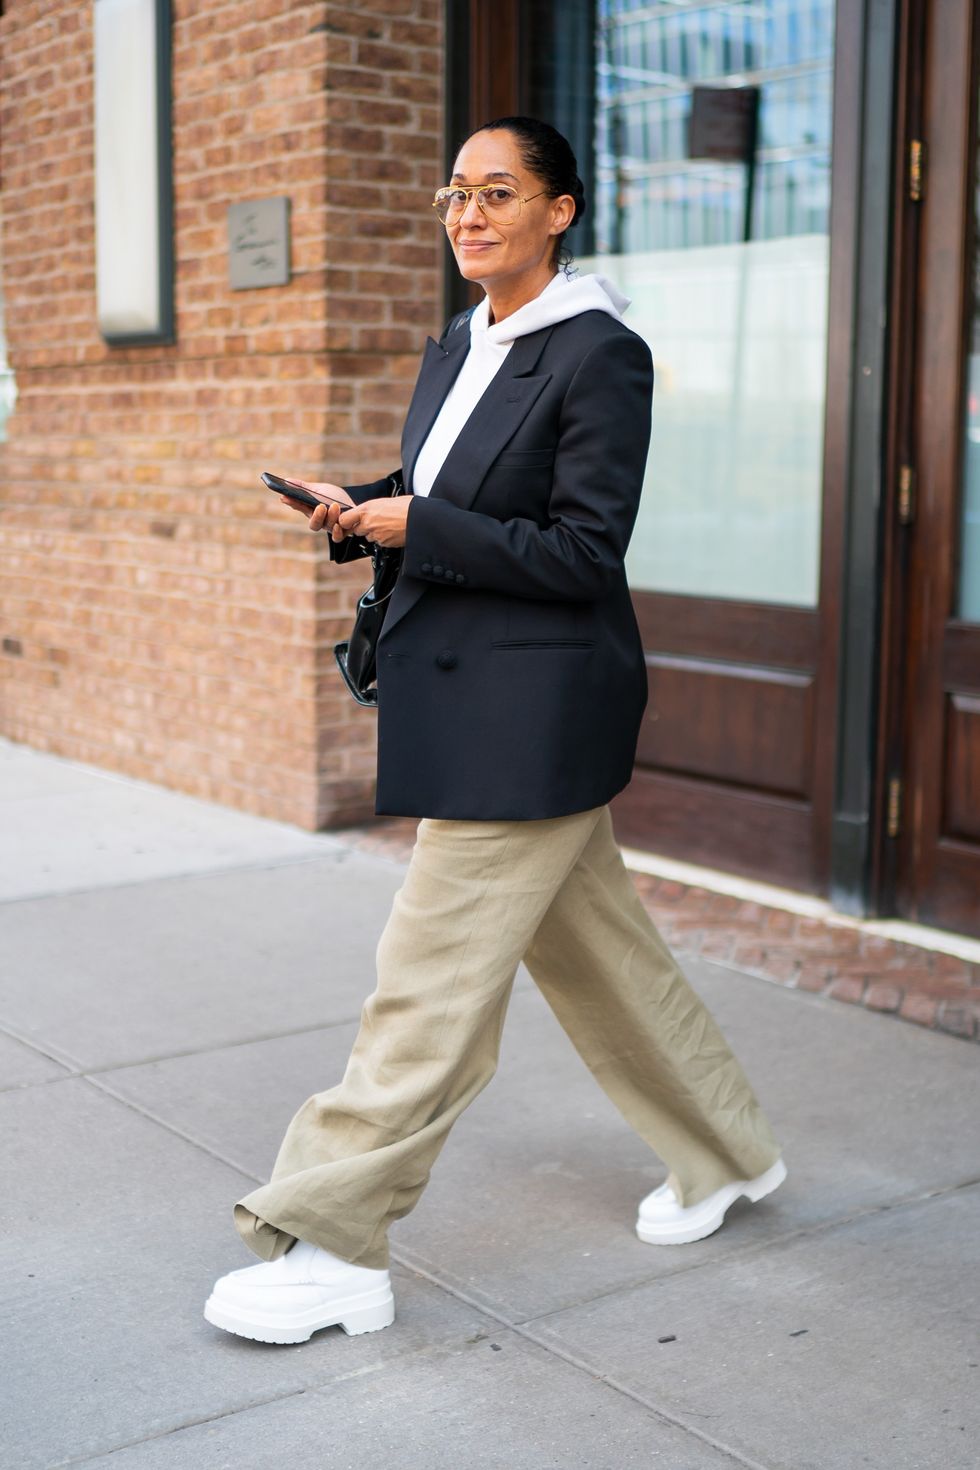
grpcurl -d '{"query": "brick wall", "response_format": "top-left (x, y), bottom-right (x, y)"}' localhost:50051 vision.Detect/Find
top-left (0, 0), bottom-right (444, 828)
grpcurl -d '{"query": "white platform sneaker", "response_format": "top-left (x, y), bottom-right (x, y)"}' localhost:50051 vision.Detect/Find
top-left (636, 1156), bottom-right (787, 1245)
top-left (204, 1239), bottom-right (395, 1344)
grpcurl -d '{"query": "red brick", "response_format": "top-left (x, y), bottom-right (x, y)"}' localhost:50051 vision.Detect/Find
top-left (864, 982), bottom-right (902, 1013)
top-left (761, 908), bottom-right (797, 936)
top-left (698, 933), bottom-right (737, 962)
top-left (0, 0), bottom-right (445, 829)
top-left (731, 940), bottom-right (767, 971)
top-left (867, 970), bottom-right (973, 1001)
top-left (826, 976), bottom-right (867, 1005)
top-left (794, 962), bottom-right (833, 993)
top-left (936, 1006), bottom-right (978, 1041)
top-left (899, 992), bottom-right (940, 1028)
top-left (932, 952), bottom-right (976, 984)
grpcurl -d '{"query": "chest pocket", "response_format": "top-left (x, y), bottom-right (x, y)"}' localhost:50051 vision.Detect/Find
top-left (493, 447), bottom-right (556, 469)
top-left (479, 446), bottom-right (557, 522)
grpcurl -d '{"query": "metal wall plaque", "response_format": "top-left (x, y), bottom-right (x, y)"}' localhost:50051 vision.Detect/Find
top-left (227, 198), bottom-right (291, 290)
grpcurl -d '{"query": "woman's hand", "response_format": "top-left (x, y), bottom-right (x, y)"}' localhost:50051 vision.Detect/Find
top-left (277, 479), bottom-right (352, 535)
top-left (334, 497), bottom-right (412, 548)
top-left (277, 478), bottom-right (410, 546)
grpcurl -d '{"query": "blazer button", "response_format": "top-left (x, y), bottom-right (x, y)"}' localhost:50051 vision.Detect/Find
top-left (443, 568), bottom-right (455, 581)
top-left (455, 573), bottom-right (465, 584)
top-left (421, 561), bottom-right (432, 574)
top-left (432, 564), bottom-right (444, 576)
top-left (435, 649), bottom-right (457, 670)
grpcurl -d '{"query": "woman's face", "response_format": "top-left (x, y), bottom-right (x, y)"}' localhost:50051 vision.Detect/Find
top-left (444, 130), bottom-right (576, 290)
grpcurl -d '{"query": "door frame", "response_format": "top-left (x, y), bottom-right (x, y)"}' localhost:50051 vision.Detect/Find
top-left (872, 0), bottom-right (927, 918)
top-left (885, 0), bottom-right (980, 933)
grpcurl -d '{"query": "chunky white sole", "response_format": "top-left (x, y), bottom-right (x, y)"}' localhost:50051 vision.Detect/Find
top-left (636, 1156), bottom-right (787, 1246)
top-left (203, 1282), bottom-right (395, 1345)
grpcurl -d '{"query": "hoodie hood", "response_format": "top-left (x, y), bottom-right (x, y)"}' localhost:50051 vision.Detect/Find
top-left (410, 271), bottom-right (631, 500)
top-left (471, 271), bottom-right (631, 346)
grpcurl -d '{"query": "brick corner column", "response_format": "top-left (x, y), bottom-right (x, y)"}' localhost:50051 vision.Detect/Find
top-left (0, 0), bottom-right (446, 833)
top-left (313, 2), bottom-right (445, 830)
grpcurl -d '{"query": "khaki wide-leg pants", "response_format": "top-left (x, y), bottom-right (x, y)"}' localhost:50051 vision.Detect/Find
top-left (234, 804), bottom-right (782, 1270)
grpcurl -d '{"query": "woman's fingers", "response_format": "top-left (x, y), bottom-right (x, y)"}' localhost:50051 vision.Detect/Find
top-left (326, 503), bottom-right (349, 541)
top-left (279, 489), bottom-right (405, 545)
top-left (333, 497), bottom-right (409, 548)
top-left (278, 491), bottom-right (400, 543)
top-left (279, 494), bottom-right (312, 515)
top-left (278, 493), bottom-right (339, 534)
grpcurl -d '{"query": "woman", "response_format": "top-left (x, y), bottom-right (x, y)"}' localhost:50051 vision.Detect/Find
top-left (204, 117), bottom-right (787, 1345)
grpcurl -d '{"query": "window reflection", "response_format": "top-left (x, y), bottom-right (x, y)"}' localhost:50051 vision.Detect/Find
top-left (529, 0), bottom-right (836, 607)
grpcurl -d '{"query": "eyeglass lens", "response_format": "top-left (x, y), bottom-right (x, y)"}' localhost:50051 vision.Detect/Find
top-left (434, 187), bottom-right (522, 224)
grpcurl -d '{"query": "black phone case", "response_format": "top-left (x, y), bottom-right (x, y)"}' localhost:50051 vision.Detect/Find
top-left (261, 472), bottom-right (318, 506)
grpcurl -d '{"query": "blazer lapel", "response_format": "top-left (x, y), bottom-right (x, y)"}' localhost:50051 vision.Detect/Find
top-left (383, 322), bottom-right (557, 642)
top-left (401, 329), bottom-right (471, 495)
top-left (425, 327), bottom-right (554, 511)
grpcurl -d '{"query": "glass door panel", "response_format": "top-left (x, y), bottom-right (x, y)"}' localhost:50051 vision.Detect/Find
top-left (959, 97), bottom-right (980, 622)
top-left (529, 0), bottom-right (836, 606)
top-left (897, 0), bottom-right (980, 935)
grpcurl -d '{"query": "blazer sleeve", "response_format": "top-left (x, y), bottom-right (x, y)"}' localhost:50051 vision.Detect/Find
top-left (325, 470), bottom-right (403, 565)
top-left (400, 331), bottom-right (654, 601)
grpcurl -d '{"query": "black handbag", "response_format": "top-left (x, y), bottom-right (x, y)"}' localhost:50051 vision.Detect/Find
top-left (333, 470), bottom-right (404, 707)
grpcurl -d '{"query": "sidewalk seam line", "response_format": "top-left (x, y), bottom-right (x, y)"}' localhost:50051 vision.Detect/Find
top-left (45, 1339), bottom-right (466, 1468)
top-left (81, 1073), bottom-right (270, 1186)
top-left (0, 1019), bottom-right (77, 1080)
top-left (0, 1013), bottom-right (365, 1091)
top-left (393, 1169), bottom-right (980, 1331)
top-left (387, 1252), bottom-right (776, 1470)
top-left (0, 978), bottom-right (535, 1091)
top-left (0, 1018), bottom-right (86, 1072)
top-left (46, 1388), bottom-right (318, 1469)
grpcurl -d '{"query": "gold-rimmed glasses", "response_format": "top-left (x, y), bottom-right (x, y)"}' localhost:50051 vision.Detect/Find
top-left (432, 183), bottom-right (549, 226)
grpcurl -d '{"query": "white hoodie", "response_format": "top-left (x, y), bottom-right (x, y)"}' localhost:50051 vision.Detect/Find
top-left (411, 271), bottom-right (631, 498)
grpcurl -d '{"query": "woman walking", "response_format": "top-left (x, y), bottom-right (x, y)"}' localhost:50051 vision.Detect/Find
top-left (204, 116), bottom-right (786, 1345)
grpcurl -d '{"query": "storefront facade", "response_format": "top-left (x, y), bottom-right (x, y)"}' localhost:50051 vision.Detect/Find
top-left (444, 0), bottom-right (980, 937)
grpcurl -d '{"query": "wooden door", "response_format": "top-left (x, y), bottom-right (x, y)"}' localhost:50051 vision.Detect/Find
top-left (895, 0), bottom-right (980, 935)
top-left (616, 596), bottom-right (828, 891)
top-left (520, 0), bottom-right (853, 895)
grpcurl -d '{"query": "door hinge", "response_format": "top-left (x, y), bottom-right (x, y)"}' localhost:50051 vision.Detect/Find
top-left (909, 139), bottom-right (925, 201)
top-left (886, 776), bottom-right (902, 839)
top-left (898, 463), bottom-right (916, 524)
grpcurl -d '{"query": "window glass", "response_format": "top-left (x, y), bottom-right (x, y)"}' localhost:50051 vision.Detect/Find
top-left (528, 0), bottom-right (836, 607)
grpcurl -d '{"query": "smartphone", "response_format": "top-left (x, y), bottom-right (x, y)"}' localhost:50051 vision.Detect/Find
top-left (261, 472), bottom-right (353, 511)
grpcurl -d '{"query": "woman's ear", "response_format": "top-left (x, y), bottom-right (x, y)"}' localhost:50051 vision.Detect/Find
top-left (549, 194), bottom-right (577, 235)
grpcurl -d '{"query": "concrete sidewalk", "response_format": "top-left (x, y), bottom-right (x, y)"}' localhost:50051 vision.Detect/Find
top-left (1, 736), bottom-right (977, 1470)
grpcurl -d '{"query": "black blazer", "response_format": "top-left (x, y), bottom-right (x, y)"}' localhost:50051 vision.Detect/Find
top-left (330, 302), bottom-right (654, 820)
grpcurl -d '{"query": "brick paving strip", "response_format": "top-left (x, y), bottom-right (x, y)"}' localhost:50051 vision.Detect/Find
top-left (331, 817), bottom-right (980, 1044)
